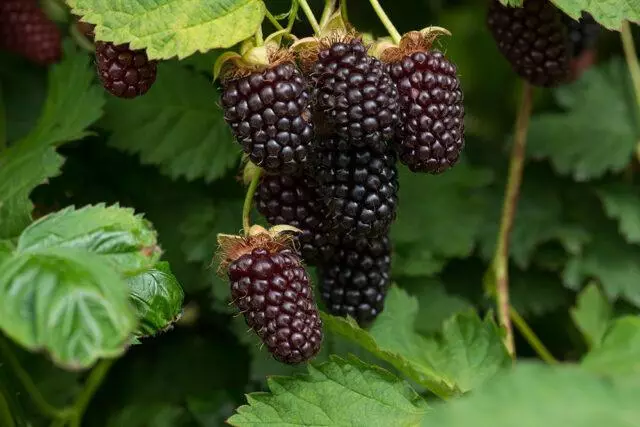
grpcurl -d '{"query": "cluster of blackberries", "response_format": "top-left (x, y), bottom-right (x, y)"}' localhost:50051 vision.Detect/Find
top-left (487, 0), bottom-right (601, 87)
top-left (220, 35), bottom-right (464, 342)
top-left (76, 21), bottom-right (158, 99)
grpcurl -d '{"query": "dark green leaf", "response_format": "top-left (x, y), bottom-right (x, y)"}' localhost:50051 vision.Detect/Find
top-left (571, 283), bottom-right (612, 347)
top-left (582, 316), bottom-right (640, 379)
top-left (596, 183), bottom-right (640, 244)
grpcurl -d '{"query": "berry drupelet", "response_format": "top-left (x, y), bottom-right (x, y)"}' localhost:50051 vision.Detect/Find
top-left (95, 41), bottom-right (157, 99)
top-left (0, 0), bottom-right (61, 65)
top-left (384, 32), bottom-right (465, 174)
top-left (315, 136), bottom-right (399, 239)
top-left (311, 38), bottom-right (399, 153)
top-left (319, 235), bottom-right (391, 326)
top-left (486, 0), bottom-right (571, 87)
top-left (221, 62), bottom-right (314, 175)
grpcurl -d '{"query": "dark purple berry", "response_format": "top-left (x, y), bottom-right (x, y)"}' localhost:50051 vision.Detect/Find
top-left (388, 50), bottom-right (465, 174)
top-left (254, 174), bottom-right (338, 265)
top-left (486, 0), bottom-right (571, 87)
top-left (563, 12), bottom-right (600, 57)
top-left (95, 41), bottom-right (157, 99)
top-left (319, 235), bottom-right (391, 326)
top-left (0, 0), bottom-right (61, 66)
top-left (221, 63), bottom-right (314, 175)
top-left (228, 247), bottom-right (323, 364)
top-left (315, 136), bottom-right (398, 239)
top-left (311, 39), bottom-right (399, 152)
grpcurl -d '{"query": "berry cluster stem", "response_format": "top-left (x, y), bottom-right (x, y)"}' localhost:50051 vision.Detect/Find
top-left (340, 0), bottom-right (349, 23)
top-left (620, 21), bottom-right (640, 162)
top-left (491, 82), bottom-right (533, 359)
top-left (319, 0), bottom-right (336, 29)
top-left (368, 0), bottom-right (401, 44)
top-left (297, 0), bottom-right (321, 35)
top-left (510, 307), bottom-right (558, 364)
top-left (265, 9), bottom-right (285, 31)
top-left (243, 167), bottom-right (263, 235)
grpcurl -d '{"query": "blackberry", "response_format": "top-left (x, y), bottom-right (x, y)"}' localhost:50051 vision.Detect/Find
top-left (228, 245), bottom-right (323, 364)
top-left (255, 174), bottom-right (338, 265)
top-left (221, 62), bottom-right (314, 175)
top-left (486, 0), bottom-right (571, 87)
top-left (564, 12), bottom-right (600, 57)
top-left (311, 38), bottom-right (399, 152)
top-left (386, 43), bottom-right (465, 174)
top-left (95, 41), bottom-right (157, 99)
top-left (315, 137), bottom-right (398, 239)
top-left (319, 235), bottom-right (391, 326)
top-left (0, 0), bottom-right (61, 65)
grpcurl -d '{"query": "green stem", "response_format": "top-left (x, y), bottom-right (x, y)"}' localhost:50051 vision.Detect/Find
top-left (69, 22), bottom-right (95, 53)
top-left (319, 0), bottom-right (336, 29)
top-left (0, 392), bottom-right (16, 427)
top-left (0, 82), bottom-right (6, 151)
top-left (264, 9), bottom-right (285, 31)
top-left (368, 0), bottom-right (401, 44)
top-left (255, 25), bottom-right (264, 46)
top-left (286, 0), bottom-right (299, 32)
top-left (621, 21), bottom-right (640, 110)
top-left (297, 0), bottom-right (320, 35)
top-left (67, 359), bottom-right (114, 427)
top-left (510, 307), bottom-right (558, 364)
top-left (491, 82), bottom-right (533, 360)
top-left (242, 167), bottom-right (263, 235)
top-left (0, 336), bottom-right (71, 421)
top-left (340, 0), bottom-right (349, 23)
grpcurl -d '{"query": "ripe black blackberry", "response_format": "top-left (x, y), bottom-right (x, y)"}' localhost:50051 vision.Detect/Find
top-left (319, 235), bottom-right (391, 326)
top-left (486, 0), bottom-right (571, 87)
top-left (95, 41), bottom-right (157, 99)
top-left (564, 12), bottom-right (600, 57)
top-left (384, 32), bottom-right (465, 174)
top-left (311, 38), bottom-right (399, 152)
top-left (221, 62), bottom-right (314, 175)
top-left (315, 136), bottom-right (398, 239)
top-left (0, 0), bottom-right (61, 65)
top-left (254, 174), bottom-right (338, 265)
top-left (223, 231), bottom-right (323, 364)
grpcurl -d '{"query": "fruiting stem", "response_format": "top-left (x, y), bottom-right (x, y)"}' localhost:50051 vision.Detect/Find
top-left (368, 0), bottom-right (401, 44)
top-left (287, 0), bottom-right (300, 32)
top-left (242, 167), bottom-right (263, 235)
top-left (0, 335), bottom-right (71, 421)
top-left (621, 21), bottom-right (640, 162)
top-left (297, 0), bottom-right (321, 35)
top-left (510, 307), bottom-right (558, 364)
top-left (491, 82), bottom-right (533, 359)
top-left (69, 22), bottom-right (95, 52)
top-left (67, 359), bottom-right (114, 427)
top-left (255, 25), bottom-right (264, 46)
top-left (264, 9), bottom-right (285, 31)
top-left (340, 0), bottom-right (349, 23)
top-left (319, 0), bottom-right (336, 29)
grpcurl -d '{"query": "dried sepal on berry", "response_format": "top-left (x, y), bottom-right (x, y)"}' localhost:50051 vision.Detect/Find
top-left (377, 29), bottom-right (451, 62)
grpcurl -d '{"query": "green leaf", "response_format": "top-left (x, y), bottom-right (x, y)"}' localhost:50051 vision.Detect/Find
top-left (425, 363), bottom-right (640, 427)
top-left (596, 183), bottom-right (640, 244)
top-left (126, 262), bottom-right (184, 338)
top-left (0, 248), bottom-right (137, 369)
top-left (67, 0), bottom-right (265, 60)
top-left (571, 283), bottom-right (612, 348)
top-left (228, 355), bottom-right (428, 427)
top-left (582, 316), bottom-right (640, 379)
top-left (370, 288), bottom-right (510, 393)
top-left (527, 60), bottom-right (639, 181)
top-left (17, 205), bottom-right (160, 274)
top-left (104, 62), bottom-right (239, 183)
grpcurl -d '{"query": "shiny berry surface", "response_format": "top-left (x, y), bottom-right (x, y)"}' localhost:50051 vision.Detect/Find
top-left (95, 41), bottom-right (157, 99)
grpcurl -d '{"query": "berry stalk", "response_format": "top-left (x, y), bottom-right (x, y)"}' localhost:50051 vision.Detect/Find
top-left (510, 307), bottom-right (558, 364)
top-left (264, 9), bottom-right (285, 31)
top-left (319, 0), bottom-right (337, 29)
top-left (296, 0), bottom-right (321, 35)
top-left (621, 22), bottom-right (640, 155)
top-left (490, 82), bottom-right (533, 359)
top-left (368, 0), bottom-right (401, 44)
top-left (243, 166), bottom-right (263, 236)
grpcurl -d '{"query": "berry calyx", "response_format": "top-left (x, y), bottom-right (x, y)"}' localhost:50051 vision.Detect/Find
top-left (0, 0), bottom-right (61, 66)
top-left (95, 41), bottom-right (157, 99)
top-left (486, 0), bottom-right (571, 87)
top-left (218, 227), bottom-right (323, 365)
top-left (220, 48), bottom-right (314, 176)
top-left (310, 36), bottom-right (399, 152)
top-left (382, 31), bottom-right (465, 174)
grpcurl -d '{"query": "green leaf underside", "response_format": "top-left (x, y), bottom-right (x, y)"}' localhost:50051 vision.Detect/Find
top-left (66, 0), bottom-right (265, 60)
top-left (126, 262), bottom-right (184, 338)
top-left (570, 283), bottom-right (612, 348)
top-left (228, 355), bottom-right (428, 427)
top-left (527, 60), bottom-right (639, 181)
top-left (499, 0), bottom-right (640, 30)
top-left (370, 288), bottom-right (510, 393)
top-left (0, 248), bottom-right (136, 369)
top-left (425, 363), bottom-right (640, 426)
top-left (596, 184), bottom-right (640, 245)
top-left (0, 45), bottom-right (104, 239)
top-left (582, 316), bottom-right (640, 379)
top-left (104, 62), bottom-right (239, 183)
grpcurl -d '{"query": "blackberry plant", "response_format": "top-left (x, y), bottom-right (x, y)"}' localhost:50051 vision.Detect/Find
top-left (95, 41), bottom-right (158, 99)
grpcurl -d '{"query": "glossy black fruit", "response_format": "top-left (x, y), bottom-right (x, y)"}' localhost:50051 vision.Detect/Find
top-left (95, 41), bottom-right (157, 99)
